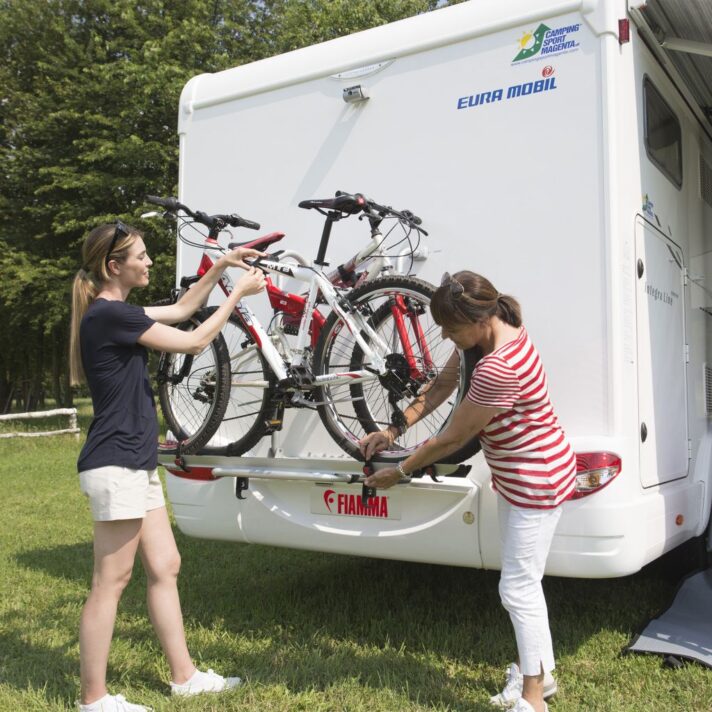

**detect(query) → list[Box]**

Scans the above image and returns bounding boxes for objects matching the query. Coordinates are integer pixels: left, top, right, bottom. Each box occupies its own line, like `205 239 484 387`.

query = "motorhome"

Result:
161 0 712 578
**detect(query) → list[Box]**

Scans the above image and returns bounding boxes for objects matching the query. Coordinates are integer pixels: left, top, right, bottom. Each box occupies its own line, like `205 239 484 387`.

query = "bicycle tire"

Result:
313 275 481 463
200 308 274 456
156 307 231 454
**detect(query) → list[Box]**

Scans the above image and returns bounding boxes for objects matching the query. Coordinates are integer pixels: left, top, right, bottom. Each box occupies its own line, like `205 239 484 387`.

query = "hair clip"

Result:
441 272 464 297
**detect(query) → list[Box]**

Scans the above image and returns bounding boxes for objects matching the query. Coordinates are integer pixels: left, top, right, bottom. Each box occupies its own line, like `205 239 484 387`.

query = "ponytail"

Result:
69 269 98 385
494 294 522 328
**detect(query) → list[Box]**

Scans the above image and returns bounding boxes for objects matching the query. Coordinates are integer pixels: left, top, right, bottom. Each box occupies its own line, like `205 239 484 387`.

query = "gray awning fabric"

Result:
634 0 712 129
627 568 712 668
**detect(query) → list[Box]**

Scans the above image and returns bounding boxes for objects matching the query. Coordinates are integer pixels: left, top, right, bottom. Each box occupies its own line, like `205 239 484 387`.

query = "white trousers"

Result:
497 496 562 676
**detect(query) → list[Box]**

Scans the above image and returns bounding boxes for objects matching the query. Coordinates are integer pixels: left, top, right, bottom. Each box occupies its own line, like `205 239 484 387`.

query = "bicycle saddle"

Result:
298 192 366 214
228 231 285 251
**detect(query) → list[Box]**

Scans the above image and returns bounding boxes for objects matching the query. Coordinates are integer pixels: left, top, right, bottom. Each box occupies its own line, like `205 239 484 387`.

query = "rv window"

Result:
644 78 682 188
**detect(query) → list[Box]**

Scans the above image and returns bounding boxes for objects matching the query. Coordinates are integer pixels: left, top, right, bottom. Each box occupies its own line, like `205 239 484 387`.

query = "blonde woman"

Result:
70 221 265 712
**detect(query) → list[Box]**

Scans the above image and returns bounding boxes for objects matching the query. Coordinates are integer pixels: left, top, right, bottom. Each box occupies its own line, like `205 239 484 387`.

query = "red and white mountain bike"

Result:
146 192 479 463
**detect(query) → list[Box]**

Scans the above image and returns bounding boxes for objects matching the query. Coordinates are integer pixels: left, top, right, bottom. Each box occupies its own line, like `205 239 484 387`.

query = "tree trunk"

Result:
51 331 61 406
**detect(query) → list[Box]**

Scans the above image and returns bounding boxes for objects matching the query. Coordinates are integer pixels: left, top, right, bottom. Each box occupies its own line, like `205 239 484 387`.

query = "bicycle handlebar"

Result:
298 190 426 234
145 195 260 232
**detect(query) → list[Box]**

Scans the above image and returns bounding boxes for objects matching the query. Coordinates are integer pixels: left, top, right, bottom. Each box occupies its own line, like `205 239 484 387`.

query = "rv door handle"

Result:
641 422 648 442
637 259 644 278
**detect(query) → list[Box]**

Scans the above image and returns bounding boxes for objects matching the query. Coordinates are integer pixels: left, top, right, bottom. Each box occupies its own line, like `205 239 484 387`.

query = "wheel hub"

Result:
378 353 417 399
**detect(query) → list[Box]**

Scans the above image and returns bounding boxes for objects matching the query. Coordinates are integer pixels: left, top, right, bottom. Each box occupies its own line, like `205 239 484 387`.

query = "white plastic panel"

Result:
635 218 689 486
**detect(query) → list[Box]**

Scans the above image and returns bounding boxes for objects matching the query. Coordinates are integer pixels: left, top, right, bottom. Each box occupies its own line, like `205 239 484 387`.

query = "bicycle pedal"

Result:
286 364 315 387
264 419 284 433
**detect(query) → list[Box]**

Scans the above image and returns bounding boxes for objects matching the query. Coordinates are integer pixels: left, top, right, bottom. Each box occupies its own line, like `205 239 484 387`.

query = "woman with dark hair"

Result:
360 270 575 712
70 221 265 712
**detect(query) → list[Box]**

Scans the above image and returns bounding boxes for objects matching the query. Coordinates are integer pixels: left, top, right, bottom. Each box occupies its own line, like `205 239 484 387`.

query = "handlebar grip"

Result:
146 195 181 211
234 216 260 231
401 210 422 226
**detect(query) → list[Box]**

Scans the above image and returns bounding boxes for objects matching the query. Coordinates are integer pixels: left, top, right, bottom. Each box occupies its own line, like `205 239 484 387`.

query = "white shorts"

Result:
79 466 165 521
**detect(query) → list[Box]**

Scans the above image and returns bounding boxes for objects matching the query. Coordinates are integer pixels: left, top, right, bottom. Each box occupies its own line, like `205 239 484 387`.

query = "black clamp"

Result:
235 477 249 500
174 441 192 473
361 461 377 507
411 463 441 483
389 402 408 432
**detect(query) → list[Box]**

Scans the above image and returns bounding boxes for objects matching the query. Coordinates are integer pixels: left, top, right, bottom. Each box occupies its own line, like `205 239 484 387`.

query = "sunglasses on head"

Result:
441 271 464 297
105 220 129 268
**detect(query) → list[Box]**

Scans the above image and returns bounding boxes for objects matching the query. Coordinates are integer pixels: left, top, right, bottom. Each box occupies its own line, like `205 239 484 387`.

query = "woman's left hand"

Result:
364 467 401 490
222 246 266 270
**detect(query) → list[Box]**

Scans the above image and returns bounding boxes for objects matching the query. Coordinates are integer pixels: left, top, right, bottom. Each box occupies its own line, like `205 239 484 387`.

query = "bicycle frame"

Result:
194 238 434 393
251 260 394 382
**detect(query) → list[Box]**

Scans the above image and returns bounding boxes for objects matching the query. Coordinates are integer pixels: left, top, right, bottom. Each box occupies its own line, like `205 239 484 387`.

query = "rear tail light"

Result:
165 464 217 481
570 452 621 499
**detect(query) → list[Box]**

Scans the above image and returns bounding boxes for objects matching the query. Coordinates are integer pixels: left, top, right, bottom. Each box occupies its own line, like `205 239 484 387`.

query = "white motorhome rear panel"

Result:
178 3 608 444
166 0 712 578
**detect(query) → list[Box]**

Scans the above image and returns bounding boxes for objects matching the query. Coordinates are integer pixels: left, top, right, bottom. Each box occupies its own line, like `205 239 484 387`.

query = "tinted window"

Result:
644 78 682 188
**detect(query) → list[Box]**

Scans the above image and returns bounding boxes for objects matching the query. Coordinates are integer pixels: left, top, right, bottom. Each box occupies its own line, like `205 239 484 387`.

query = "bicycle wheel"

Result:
313 275 481 463
157 308 231 454
203 308 274 456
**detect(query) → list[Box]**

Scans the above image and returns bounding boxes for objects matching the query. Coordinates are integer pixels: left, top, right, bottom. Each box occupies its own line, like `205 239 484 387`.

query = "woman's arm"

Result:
138 267 265 354
360 349 462 459
364 398 500 489
144 247 264 325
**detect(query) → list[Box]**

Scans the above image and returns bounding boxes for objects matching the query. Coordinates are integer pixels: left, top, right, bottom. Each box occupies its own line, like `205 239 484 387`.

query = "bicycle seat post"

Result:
314 212 339 267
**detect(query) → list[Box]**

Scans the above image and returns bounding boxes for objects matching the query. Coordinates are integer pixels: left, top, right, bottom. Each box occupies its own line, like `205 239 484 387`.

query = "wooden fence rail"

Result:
0 408 80 439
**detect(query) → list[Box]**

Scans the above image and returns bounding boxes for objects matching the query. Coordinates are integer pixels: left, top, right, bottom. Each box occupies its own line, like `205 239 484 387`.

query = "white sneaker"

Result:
509 699 549 712
77 693 152 712
489 662 557 707
170 668 242 696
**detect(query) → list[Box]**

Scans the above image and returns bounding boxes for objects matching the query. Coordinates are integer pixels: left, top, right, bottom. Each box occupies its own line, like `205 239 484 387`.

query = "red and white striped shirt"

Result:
467 327 576 508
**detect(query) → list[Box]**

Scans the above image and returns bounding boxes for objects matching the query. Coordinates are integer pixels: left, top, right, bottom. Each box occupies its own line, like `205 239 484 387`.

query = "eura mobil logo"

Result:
456 65 558 111
513 22 581 62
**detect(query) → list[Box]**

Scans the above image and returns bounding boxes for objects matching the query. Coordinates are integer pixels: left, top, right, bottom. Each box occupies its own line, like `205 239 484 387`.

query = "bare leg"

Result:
522 668 545 711
79 519 142 704
138 506 195 684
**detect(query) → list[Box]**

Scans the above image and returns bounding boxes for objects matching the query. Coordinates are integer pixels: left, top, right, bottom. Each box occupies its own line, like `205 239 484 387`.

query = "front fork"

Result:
389 294 434 379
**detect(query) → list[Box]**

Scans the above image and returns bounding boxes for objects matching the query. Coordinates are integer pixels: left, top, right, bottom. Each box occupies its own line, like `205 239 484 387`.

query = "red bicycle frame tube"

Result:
196 250 326 350
196 248 266 348
390 295 434 380
266 279 326 348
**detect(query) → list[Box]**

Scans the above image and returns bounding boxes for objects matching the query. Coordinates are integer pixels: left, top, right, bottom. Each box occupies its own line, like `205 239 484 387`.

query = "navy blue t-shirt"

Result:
77 299 158 472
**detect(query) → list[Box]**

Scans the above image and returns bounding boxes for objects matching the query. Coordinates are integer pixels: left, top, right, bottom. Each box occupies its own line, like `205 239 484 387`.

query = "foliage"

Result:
0 0 450 409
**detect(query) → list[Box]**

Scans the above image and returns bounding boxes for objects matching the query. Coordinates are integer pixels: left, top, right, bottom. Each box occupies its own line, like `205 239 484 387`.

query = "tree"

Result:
0 0 458 409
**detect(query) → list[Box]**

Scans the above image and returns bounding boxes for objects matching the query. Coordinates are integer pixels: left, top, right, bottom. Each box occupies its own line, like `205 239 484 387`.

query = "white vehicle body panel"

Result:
168 0 712 578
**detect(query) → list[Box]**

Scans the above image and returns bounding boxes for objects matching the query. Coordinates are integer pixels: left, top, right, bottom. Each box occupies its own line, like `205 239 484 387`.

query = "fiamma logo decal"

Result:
512 23 581 63
311 485 401 519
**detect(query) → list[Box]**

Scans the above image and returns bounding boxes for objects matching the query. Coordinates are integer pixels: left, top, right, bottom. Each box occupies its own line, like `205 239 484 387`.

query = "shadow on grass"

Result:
12 535 677 710
0 598 166 705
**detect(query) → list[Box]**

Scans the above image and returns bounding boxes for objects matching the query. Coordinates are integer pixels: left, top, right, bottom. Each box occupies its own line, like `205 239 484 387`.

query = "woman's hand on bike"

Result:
364 466 400 490
359 428 397 460
235 266 267 297
222 246 266 270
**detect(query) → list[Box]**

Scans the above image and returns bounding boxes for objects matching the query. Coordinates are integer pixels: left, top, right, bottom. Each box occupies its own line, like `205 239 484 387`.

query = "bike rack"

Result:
158 449 471 503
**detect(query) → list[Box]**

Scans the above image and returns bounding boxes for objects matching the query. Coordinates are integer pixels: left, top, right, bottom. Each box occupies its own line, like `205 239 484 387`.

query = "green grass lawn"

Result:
1 403 710 711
